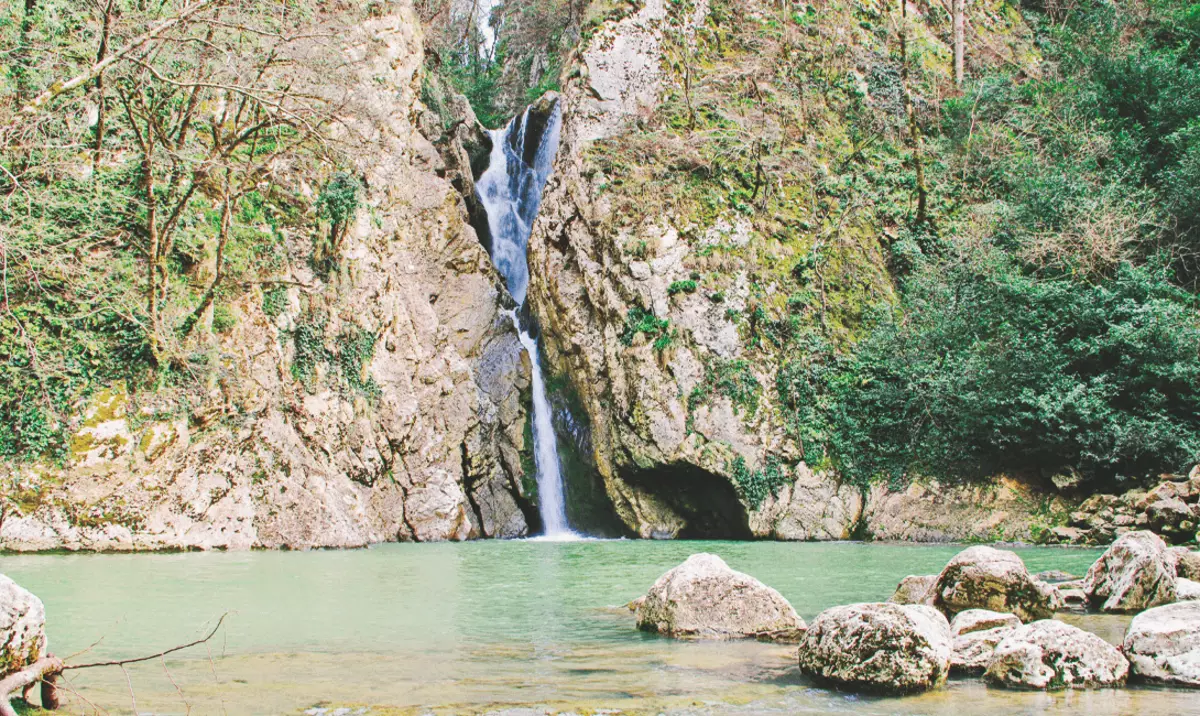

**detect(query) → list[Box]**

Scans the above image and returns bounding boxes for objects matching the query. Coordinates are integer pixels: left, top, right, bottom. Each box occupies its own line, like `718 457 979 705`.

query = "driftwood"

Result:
1 613 228 715
0 657 62 716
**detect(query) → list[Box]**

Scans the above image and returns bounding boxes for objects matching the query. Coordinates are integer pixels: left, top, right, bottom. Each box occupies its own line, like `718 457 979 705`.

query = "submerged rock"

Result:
634 553 805 640
1122 601 1200 686
932 546 1059 621
889 574 938 606
1034 570 1078 584
1083 531 1178 613
797 603 951 693
0 573 47 676
984 620 1128 689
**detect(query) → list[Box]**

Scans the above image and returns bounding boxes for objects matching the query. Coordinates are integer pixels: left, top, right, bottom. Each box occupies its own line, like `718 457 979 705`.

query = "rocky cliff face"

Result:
527 0 1066 540
1 2 534 551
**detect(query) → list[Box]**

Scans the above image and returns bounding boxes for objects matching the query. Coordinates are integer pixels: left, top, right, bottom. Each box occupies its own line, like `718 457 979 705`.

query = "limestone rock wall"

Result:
1 1 533 551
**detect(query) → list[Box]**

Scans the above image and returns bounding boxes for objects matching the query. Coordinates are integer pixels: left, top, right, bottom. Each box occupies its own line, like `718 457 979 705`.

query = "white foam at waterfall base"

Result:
477 102 576 539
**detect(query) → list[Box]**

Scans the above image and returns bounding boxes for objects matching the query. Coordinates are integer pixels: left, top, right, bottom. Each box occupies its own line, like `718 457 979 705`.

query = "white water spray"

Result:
476 100 575 538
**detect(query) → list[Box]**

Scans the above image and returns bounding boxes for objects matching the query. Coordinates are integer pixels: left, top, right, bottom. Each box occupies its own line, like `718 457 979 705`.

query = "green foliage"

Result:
619 307 674 350
335 327 382 399
317 172 361 229
0 171 150 461
211 305 237 334
729 454 790 508
262 287 289 318
667 279 698 295
0 1 336 464
442 50 506 128
689 359 761 416
288 315 380 399
290 313 328 392
780 253 1200 489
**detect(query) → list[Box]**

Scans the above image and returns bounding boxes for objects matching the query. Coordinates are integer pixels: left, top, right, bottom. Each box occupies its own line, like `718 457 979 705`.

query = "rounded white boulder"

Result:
1084 530 1177 613
634 553 805 640
1122 601 1200 687
985 619 1128 689
798 602 951 693
933 546 1059 621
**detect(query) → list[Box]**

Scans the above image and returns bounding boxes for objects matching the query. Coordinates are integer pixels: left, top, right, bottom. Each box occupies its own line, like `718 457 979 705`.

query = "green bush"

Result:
780 251 1200 490
729 455 790 508
211 305 237 334
262 287 289 318
667 279 698 295
619 307 673 350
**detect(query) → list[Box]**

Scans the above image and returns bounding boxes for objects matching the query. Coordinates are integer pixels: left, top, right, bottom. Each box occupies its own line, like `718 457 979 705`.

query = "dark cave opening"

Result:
621 462 754 540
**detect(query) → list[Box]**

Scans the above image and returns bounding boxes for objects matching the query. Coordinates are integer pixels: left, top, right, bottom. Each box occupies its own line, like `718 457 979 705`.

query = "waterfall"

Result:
475 100 575 538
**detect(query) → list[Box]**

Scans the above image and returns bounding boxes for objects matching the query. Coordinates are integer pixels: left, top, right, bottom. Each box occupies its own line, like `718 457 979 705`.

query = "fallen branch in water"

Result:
1 613 229 715
64 613 229 671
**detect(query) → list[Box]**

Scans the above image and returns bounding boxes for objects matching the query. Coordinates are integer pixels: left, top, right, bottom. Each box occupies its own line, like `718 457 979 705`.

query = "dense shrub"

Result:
781 251 1200 490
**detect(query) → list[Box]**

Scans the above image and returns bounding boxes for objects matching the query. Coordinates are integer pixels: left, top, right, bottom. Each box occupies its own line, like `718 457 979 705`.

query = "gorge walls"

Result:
1 1 535 551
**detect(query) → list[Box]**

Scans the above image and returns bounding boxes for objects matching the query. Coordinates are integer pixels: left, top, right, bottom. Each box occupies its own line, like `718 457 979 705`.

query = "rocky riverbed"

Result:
625 531 1200 695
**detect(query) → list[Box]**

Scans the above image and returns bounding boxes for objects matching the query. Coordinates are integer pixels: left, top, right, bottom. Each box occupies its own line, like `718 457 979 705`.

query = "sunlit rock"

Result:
889 574 937 606
634 553 805 640
1122 601 1200 686
932 546 1059 621
985 620 1128 689
0 574 47 676
1084 531 1178 612
798 602 951 693
948 609 1021 674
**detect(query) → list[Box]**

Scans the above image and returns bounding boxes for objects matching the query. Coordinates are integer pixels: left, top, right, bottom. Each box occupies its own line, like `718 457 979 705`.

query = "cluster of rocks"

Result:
631 533 1200 694
1047 471 1200 546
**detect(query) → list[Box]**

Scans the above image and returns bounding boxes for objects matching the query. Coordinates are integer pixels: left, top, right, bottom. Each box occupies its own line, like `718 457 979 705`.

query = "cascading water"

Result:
475 100 575 538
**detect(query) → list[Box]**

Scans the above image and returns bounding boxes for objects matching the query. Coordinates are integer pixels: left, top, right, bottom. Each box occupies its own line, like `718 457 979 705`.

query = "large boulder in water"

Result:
889 574 937 606
797 603 951 693
634 553 805 640
1083 530 1177 613
932 546 1059 621
1 573 48 675
948 609 1021 674
1122 601 1200 686
985 620 1129 689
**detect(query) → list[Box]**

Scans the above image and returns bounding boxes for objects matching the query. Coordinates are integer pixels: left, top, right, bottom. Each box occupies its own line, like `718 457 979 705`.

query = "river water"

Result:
5 541 1195 714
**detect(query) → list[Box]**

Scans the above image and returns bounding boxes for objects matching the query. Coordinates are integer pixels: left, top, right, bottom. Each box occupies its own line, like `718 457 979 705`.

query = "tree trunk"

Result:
953 0 965 86
899 0 929 225
92 1 114 177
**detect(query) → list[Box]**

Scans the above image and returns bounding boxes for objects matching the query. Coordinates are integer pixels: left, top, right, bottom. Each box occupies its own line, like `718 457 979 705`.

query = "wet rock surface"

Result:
797 603 951 693
634 554 805 640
